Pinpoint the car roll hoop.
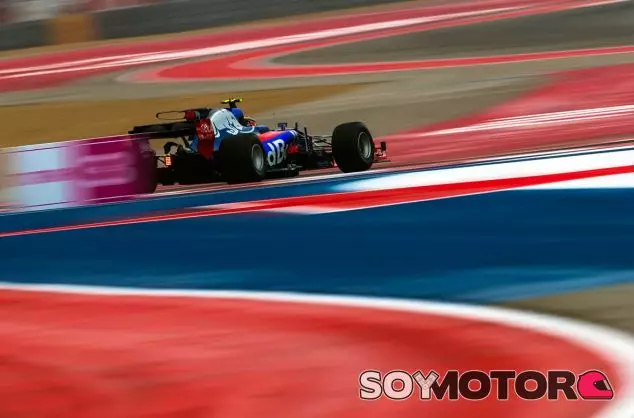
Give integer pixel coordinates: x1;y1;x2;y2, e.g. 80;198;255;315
221;98;243;109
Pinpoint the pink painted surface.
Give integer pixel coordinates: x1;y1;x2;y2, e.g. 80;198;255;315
76;135;156;201
6;134;155;210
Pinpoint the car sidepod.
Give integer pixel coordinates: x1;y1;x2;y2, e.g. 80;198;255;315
258;130;297;168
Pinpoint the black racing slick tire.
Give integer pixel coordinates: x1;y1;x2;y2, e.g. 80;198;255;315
219;134;267;184
331;122;375;173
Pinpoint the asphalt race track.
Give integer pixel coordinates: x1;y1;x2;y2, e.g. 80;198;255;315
1;0;634;416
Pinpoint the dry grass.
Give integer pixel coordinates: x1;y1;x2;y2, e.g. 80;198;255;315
0;84;363;147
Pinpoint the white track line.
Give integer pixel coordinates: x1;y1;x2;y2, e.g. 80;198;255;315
336;148;634;192
0;283;632;418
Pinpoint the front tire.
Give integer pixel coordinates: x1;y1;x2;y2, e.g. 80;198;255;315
219;134;267;184
331;122;375;173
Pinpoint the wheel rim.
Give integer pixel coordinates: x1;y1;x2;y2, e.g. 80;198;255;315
357;132;373;160
251;144;265;171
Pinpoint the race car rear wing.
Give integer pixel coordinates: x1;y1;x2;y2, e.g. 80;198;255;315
129;123;195;139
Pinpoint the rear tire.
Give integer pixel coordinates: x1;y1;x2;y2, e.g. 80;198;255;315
219;134;267;184
157;167;175;186
143;156;159;193
331;122;375;173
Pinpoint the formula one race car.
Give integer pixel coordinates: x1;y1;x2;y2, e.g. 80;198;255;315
129;98;388;186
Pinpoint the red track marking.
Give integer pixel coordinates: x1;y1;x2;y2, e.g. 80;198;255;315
204;45;634;79
2;163;632;237
381;63;634;162
0;289;621;418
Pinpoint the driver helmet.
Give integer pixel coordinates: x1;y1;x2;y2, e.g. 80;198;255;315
230;107;256;127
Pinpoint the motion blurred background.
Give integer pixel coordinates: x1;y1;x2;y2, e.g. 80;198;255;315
1;0;222;49
2;0;164;23
0;0;407;49
1;0;633;416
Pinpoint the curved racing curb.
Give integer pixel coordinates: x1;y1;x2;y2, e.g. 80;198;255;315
0;283;632;418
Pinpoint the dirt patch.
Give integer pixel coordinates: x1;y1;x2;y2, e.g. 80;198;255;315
0;84;364;147
503;283;634;334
